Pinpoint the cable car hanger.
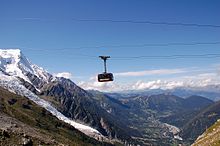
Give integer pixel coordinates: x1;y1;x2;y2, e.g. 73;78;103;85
98;56;114;82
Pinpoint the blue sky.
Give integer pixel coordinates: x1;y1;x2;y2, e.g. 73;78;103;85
0;0;220;91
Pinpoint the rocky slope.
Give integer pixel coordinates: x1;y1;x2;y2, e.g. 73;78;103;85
180;99;220;144
0;49;217;145
0;49;135;144
192;119;220;146
39;78;136;142
0;87;113;146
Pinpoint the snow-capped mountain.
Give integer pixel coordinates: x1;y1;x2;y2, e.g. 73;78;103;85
0;73;102;137
1;49;217;145
0;49;133;143
0;49;52;83
0;49;105;139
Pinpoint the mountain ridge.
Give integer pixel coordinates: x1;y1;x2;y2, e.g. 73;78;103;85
0;49;135;144
0;49;217;145
180;99;220;143
0;86;113;146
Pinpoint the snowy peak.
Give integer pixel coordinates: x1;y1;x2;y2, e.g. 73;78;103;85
0;49;32;73
0;49;31;81
0;49;106;140
0;49;52;85
0;49;21;58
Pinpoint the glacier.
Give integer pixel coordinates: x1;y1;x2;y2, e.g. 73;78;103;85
0;49;106;140
0;73;104;138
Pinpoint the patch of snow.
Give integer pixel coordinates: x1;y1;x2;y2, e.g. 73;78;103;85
164;123;180;134
32;64;53;83
106;108;112;114
164;123;183;141
174;135;183;141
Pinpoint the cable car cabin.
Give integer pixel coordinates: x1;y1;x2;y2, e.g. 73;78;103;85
98;56;114;82
98;73;114;82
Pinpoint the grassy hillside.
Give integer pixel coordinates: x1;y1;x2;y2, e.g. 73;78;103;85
0;87;113;146
180;100;220;143
192;119;220;146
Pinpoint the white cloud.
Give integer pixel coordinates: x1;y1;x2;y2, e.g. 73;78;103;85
131;72;220;91
77;80;123;92
115;68;187;77
55;72;73;79
77;71;220;92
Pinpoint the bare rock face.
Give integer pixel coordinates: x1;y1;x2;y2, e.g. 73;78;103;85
40;78;109;133
17;77;40;95
25;72;46;89
100;118;112;138
38;78;134;141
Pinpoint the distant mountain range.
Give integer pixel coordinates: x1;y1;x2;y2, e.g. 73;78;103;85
1;49;220;145
92;92;215;145
106;85;220;101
